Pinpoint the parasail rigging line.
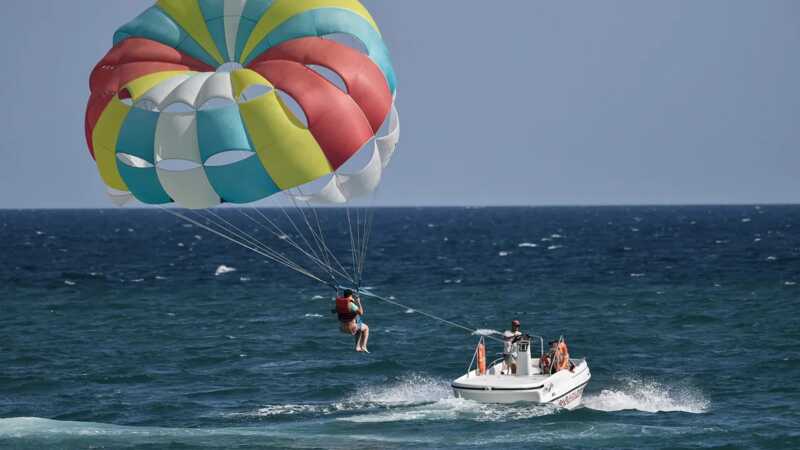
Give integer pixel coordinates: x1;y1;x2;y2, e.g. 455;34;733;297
255;205;352;285
301;196;340;286
287;191;352;287
193;209;326;282
272;200;331;275
288;196;332;279
345;207;359;287
159;207;333;287
200;209;308;272
354;289;506;344
238;207;354;284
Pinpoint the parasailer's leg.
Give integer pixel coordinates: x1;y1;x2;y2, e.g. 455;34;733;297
356;323;370;353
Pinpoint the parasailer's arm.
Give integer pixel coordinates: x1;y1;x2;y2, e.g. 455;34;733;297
355;296;364;316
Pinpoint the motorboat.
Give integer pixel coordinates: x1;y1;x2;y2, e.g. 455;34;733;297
451;335;590;410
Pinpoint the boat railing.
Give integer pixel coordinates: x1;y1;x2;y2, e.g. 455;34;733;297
465;334;545;376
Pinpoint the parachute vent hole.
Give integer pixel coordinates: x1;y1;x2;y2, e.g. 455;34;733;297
117;153;154;169
205;150;256;167
198;97;237;111
276;90;309;128
156;159;202;172
161;102;195;113
238;85;273;103
323;33;369;55
307;65;348;94
216;62;243;73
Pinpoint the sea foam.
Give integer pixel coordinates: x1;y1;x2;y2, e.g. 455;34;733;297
583;376;709;414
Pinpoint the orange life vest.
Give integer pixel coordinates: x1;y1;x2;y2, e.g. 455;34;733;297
557;342;570;370
335;297;357;322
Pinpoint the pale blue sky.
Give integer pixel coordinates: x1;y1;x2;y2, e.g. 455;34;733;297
0;0;797;208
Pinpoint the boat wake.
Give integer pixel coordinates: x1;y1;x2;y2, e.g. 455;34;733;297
583;376;709;413
244;374;558;423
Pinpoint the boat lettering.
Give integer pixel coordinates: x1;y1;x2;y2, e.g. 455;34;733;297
558;386;584;407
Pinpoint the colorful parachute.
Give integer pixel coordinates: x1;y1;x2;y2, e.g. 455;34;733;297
86;0;398;209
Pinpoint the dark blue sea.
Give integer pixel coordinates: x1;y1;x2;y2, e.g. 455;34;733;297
1;206;798;449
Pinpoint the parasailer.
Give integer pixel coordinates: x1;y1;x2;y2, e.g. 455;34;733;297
85;0;399;348
333;289;369;352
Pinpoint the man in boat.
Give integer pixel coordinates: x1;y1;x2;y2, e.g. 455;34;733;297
502;319;523;374
333;289;370;352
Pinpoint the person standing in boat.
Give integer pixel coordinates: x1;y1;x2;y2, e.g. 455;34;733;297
333;289;370;352
502;319;523;374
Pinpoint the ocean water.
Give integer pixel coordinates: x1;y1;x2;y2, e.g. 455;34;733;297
1;206;798;449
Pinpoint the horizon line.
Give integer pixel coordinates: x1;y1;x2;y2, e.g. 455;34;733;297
1;202;798;211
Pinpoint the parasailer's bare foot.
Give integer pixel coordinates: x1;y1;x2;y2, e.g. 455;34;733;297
362;347;369;353
356;346;363;352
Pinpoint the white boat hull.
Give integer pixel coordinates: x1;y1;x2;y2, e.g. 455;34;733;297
452;359;590;410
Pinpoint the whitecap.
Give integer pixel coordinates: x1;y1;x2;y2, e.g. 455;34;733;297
785;281;796;286
630;273;645;278
155;276;167;280
239;276;250;282
547;245;562;251
498;251;510;257
405;309;415;314
304;313;323;318
518;242;538;248
215;265;237;276
741;218;752;223
312;295;325;300
551;234;563;239
131;278;144;283
766;256;777;261
64;280;76;286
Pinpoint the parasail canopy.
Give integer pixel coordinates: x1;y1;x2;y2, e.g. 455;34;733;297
86;0;398;209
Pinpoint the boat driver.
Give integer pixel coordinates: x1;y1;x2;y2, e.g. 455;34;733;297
502;319;523;374
333;289;370;352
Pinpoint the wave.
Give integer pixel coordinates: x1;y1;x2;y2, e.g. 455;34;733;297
583;376;709;413
214;265;236;276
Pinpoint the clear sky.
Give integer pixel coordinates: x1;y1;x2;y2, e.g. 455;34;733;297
0;0;797;208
